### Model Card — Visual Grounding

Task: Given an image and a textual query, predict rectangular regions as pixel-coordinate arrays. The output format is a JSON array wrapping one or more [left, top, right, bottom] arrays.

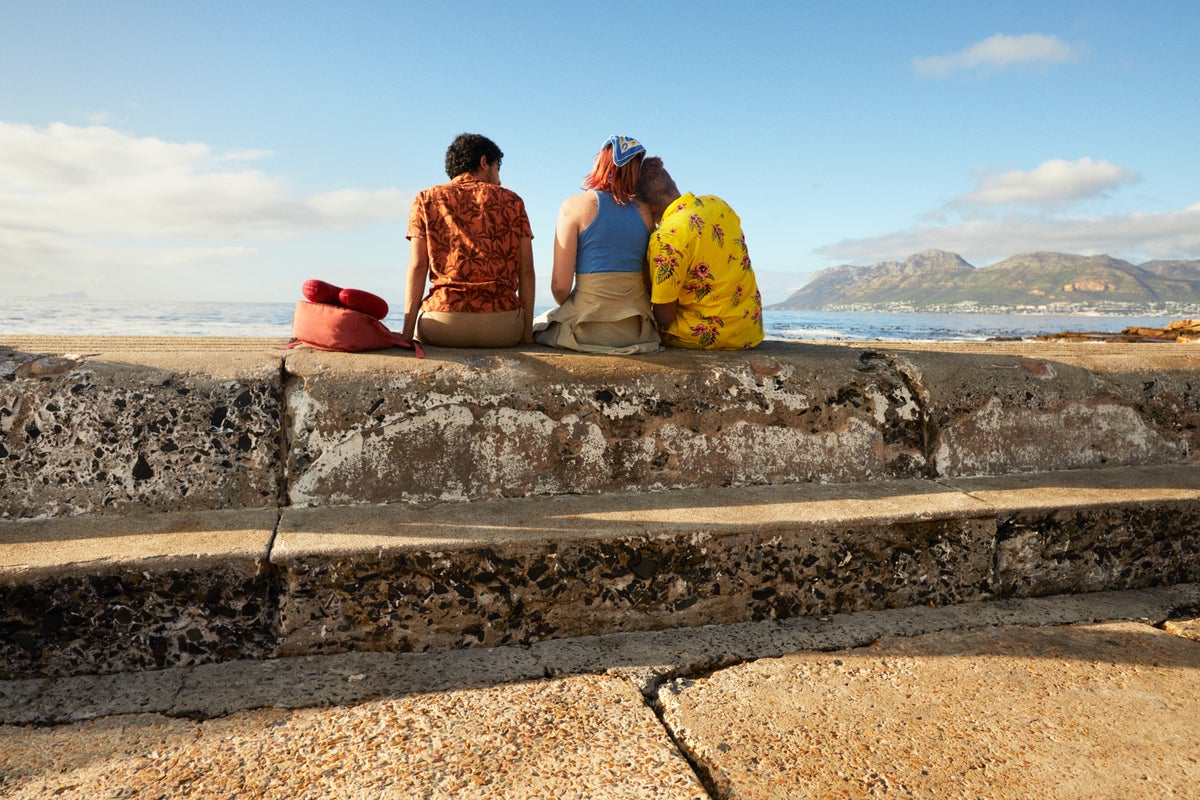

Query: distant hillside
[[1139, 260, 1200, 281], [770, 250, 1200, 311]]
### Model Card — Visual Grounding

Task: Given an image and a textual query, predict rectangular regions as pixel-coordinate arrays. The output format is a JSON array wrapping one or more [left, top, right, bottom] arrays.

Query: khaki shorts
[[416, 308, 525, 348]]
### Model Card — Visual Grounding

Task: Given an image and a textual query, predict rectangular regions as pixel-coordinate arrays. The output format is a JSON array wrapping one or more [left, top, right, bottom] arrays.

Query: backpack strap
[[280, 336, 424, 357], [392, 334, 425, 358]]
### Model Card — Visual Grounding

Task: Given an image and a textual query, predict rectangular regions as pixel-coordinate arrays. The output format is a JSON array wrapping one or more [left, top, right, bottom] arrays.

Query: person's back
[[534, 136, 660, 354], [403, 133, 536, 348], [411, 176, 528, 313], [574, 190, 649, 276], [637, 158, 764, 350]]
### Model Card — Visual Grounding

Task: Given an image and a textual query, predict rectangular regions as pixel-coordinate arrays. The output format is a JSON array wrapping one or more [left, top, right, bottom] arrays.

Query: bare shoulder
[[559, 190, 598, 225], [635, 199, 655, 230]]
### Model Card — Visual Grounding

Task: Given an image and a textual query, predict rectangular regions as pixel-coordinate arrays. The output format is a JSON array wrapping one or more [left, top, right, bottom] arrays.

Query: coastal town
[[810, 299, 1200, 316]]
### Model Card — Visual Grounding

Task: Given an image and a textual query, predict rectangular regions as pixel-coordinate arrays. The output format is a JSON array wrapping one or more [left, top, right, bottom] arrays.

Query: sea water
[[0, 299, 1181, 342], [762, 310, 1180, 342]]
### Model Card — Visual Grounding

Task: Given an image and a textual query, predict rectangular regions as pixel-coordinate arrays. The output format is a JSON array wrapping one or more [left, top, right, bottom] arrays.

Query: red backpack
[[284, 280, 424, 356]]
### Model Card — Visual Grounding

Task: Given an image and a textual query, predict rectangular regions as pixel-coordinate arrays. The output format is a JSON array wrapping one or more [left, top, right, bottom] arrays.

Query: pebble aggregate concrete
[[662, 621, 1200, 799], [1, 675, 708, 800], [2, 587, 1198, 799]]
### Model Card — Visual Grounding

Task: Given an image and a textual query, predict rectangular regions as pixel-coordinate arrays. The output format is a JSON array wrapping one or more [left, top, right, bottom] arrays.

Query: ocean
[[0, 299, 1182, 342]]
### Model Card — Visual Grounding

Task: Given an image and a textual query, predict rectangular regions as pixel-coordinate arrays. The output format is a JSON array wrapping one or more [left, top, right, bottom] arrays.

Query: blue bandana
[[606, 135, 646, 167]]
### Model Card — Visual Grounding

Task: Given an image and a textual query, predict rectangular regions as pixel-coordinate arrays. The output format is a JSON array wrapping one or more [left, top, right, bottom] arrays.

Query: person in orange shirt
[[403, 133, 536, 347]]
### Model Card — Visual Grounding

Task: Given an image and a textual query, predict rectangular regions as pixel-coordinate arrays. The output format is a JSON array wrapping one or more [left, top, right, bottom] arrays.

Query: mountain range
[[770, 251, 1200, 311]]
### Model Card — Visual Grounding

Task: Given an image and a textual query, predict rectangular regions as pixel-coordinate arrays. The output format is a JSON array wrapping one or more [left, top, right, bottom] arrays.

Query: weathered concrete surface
[[1164, 616, 1200, 641], [858, 346, 1194, 477], [283, 341, 1200, 507], [282, 344, 930, 507], [660, 621, 1200, 800], [843, 339, 1200, 474], [2, 466, 1196, 677], [272, 479, 997, 657], [1, 338, 283, 519], [5, 584, 1194, 726], [0, 675, 709, 800], [2, 337, 1197, 678], [4, 337, 1197, 513], [271, 465, 1198, 660], [945, 468, 1200, 597], [0, 509, 278, 678], [2, 589, 1197, 799]]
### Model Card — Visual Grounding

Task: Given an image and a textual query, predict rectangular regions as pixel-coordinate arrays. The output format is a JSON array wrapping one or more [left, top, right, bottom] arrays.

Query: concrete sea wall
[[2, 336, 1198, 677], [5, 339, 1198, 516]]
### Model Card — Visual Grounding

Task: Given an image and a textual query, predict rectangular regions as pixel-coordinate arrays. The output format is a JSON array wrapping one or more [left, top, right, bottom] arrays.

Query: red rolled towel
[[301, 279, 389, 320], [302, 279, 342, 304], [338, 288, 389, 320]]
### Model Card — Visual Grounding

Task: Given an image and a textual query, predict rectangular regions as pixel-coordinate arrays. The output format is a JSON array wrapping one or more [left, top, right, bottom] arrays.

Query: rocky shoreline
[[1035, 318, 1199, 343]]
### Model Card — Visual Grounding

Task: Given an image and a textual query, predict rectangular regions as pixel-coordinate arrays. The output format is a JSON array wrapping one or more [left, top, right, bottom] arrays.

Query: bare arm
[[653, 300, 678, 330], [550, 195, 589, 305], [402, 236, 428, 341], [637, 199, 655, 297], [518, 237, 536, 344]]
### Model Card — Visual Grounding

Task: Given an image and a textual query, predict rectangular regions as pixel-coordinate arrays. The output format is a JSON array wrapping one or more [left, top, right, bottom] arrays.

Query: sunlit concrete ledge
[[3, 336, 1198, 678], [4, 337, 1199, 518], [3, 466, 1198, 678]]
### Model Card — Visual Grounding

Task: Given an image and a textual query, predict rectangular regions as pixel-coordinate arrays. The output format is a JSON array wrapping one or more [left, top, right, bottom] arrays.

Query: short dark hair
[[635, 156, 680, 206], [444, 133, 503, 179]]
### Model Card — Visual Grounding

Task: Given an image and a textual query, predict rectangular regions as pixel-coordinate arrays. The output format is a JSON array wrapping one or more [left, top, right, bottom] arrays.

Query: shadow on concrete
[[99, 587, 1200, 719]]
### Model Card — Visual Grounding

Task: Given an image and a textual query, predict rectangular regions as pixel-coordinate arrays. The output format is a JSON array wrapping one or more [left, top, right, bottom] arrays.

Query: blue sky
[[3, 1, 1198, 305]]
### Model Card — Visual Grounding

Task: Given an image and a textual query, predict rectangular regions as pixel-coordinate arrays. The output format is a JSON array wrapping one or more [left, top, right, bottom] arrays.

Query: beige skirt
[[416, 308, 524, 348], [533, 272, 661, 354]]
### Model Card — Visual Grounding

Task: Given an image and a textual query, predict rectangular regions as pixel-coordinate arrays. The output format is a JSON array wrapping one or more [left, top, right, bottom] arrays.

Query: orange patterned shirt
[[407, 175, 534, 313]]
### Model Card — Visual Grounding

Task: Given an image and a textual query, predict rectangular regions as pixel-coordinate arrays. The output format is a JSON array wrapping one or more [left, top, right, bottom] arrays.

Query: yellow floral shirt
[[648, 193, 764, 349]]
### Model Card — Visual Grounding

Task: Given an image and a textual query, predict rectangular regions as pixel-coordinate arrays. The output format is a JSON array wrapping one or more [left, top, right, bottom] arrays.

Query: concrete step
[[4, 465, 1198, 678], [3, 590, 1197, 799]]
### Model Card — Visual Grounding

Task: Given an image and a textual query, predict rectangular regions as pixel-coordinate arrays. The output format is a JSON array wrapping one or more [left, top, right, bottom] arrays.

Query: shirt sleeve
[[405, 193, 426, 241], [648, 223, 688, 305], [511, 195, 535, 240]]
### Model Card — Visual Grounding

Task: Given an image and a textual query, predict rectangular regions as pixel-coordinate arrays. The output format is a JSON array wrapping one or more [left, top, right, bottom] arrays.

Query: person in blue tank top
[[533, 136, 661, 353]]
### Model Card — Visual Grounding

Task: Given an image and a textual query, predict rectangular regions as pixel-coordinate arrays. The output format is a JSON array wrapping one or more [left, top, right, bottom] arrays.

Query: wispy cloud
[[817, 205, 1200, 267], [0, 122, 411, 299], [913, 33, 1080, 78], [816, 156, 1194, 266], [0, 122, 407, 240], [956, 158, 1140, 207]]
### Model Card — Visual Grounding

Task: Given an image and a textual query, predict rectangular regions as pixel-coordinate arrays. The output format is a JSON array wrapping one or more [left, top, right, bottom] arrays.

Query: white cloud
[[957, 158, 1140, 207], [816, 204, 1200, 267], [812, 155, 1178, 269], [0, 122, 411, 300], [0, 122, 408, 239], [913, 34, 1080, 78]]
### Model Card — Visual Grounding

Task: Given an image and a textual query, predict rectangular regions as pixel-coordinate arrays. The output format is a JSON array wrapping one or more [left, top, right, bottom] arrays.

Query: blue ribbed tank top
[[575, 191, 650, 274]]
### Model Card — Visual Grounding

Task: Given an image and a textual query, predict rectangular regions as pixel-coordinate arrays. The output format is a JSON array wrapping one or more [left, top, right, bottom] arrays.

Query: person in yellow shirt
[[635, 157, 764, 349]]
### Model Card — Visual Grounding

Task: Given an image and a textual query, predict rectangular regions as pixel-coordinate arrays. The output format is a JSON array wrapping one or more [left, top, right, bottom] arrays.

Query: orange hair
[[581, 144, 643, 204]]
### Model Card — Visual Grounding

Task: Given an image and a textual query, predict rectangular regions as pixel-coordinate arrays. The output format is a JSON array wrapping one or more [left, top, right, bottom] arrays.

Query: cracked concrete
[[1, 586, 1197, 799], [2, 336, 1199, 795]]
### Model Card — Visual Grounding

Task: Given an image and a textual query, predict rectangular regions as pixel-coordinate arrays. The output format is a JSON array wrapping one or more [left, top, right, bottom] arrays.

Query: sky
[[3, 1, 1199, 306]]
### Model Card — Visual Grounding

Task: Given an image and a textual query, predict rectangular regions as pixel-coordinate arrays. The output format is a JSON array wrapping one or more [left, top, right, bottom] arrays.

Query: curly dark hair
[[635, 156, 680, 206], [444, 133, 503, 179]]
